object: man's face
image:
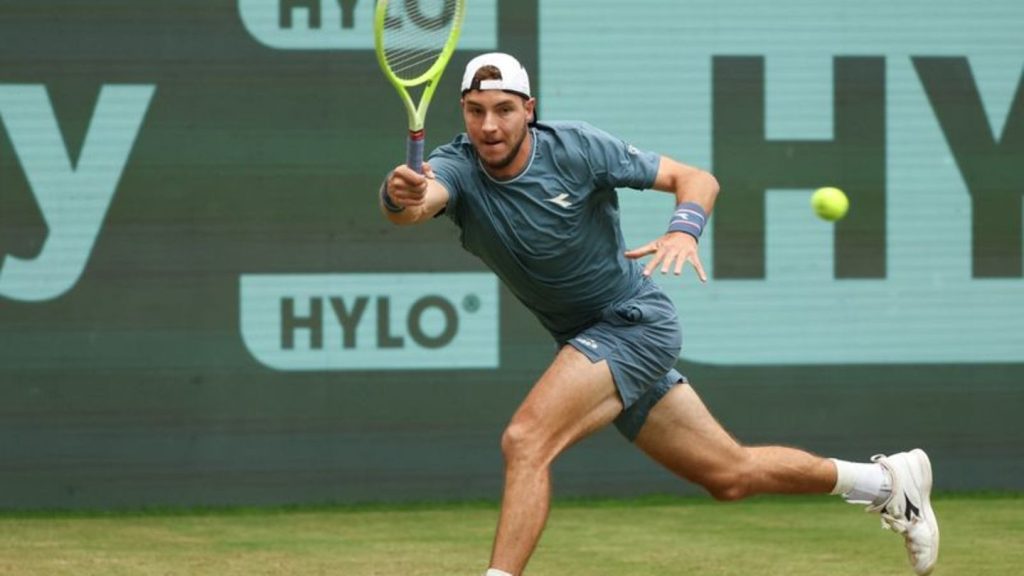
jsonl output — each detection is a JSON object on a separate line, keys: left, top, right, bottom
{"left": 461, "top": 90, "right": 535, "bottom": 177}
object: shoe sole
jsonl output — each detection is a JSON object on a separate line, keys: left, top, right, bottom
{"left": 911, "top": 448, "right": 939, "bottom": 575}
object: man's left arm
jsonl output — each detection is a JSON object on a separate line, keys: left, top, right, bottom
{"left": 624, "top": 156, "right": 720, "bottom": 281}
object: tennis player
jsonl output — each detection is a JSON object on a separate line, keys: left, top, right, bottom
{"left": 378, "top": 52, "right": 939, "bottom": 576}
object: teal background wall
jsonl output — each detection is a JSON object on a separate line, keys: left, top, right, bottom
{"left": 0, "top": 0, "right": 1021, "bottom": 510}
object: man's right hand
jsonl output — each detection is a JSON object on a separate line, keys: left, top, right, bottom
{"left": 384, "top": 163, "right": 435, "bottom": 209}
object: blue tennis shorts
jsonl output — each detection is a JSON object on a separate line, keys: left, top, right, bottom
{"left": 564, "top": 279, "right": 687, "bottom": 441}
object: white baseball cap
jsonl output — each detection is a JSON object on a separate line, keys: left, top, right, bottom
{"left": 460, "top": 52, "right": 531, "bottom": 98}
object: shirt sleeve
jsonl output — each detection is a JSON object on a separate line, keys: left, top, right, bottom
{"left": 577, "top": 122, "right": 661, "bottom": 191}
{"left": 426, "top": 143, "right": 468, "bottom": 225}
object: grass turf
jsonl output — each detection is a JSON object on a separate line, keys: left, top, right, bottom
{"left": 0, "top": 493, "right": 1019, "bottom": 575}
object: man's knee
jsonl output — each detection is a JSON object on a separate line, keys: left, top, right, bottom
{"left": 500, "top": 420, "right": 552, "bottom": 469}
{"left": 705, "top": 476, "right": 749, "bottom": 501}
{"left": 700, "top": 452, "right": 754, "bottom": 502}
{"left": 499, "top": 412, "right": 565, "bottom": 471}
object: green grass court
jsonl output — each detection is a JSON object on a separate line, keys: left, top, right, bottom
{"left": 1, "top": 493, "right": 1019, "bottom": 575}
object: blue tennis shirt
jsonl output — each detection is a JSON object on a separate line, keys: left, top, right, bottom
{"left": 428, "top": 121, "right": 662, "bottom": 340}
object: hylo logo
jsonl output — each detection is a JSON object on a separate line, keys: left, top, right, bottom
{"left": 240, "top": 272, "right": 499, "bottom": 370}
{"left": 238, "top": 0, "right": 498, "bottom": 50}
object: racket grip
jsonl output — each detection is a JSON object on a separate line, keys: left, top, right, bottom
{"left": 406, "top": 130, "right": 425, "bottom": 174}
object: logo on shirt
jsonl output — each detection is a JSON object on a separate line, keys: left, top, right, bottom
{"left": 573, "top": 336, "right": 599, "bottom": 351}
{"left": 545, "top": 193, "right": 573, "bottom": 209}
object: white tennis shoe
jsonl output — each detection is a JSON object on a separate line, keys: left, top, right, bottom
{"left": 868, "top": 449, "right": 940, "bottom": 575}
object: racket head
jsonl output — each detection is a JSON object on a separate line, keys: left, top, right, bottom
{"left": 374, "top": 0, "right": 465, "bottom": 91}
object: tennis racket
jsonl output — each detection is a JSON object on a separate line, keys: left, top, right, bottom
{"left": 374, "top": 0, "right": 466, "bottom": 174}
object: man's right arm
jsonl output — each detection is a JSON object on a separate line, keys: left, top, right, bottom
{"left": 379, "top": 163, "right": 451, "bottom": 225}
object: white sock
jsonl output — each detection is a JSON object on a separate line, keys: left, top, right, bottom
{"left": 830, "top": 458, "right": 891, "bottom": 505}
{"left": 485, "top": 570, "right": 513, "bottom": 576}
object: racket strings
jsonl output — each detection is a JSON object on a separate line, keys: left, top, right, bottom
{"left": 387, "top": 48, "right": 443, "bottom": 78}
{"left": 381, "top": 0, "right": 461, "bottom": 81}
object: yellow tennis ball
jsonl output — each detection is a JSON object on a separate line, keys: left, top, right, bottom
{"left": 811, "top": 187, "right": 849, "bottom": 221}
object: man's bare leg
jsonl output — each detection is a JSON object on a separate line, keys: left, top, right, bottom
{"left": 488, "top": 346, "right": 623, "bottom": 575}
{"left": 634, "top": 382, "right": 836, "bottom": 499}
{"left": 633, "top": 381, "right": 939, "bottom": 574}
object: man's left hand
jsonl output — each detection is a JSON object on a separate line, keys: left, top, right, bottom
{"left": 624, "top": 232, "right": 707, "bottom": 282}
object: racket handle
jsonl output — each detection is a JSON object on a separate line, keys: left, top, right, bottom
{"left": 406, "top": 130, "right": 425, "bottom": 174}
